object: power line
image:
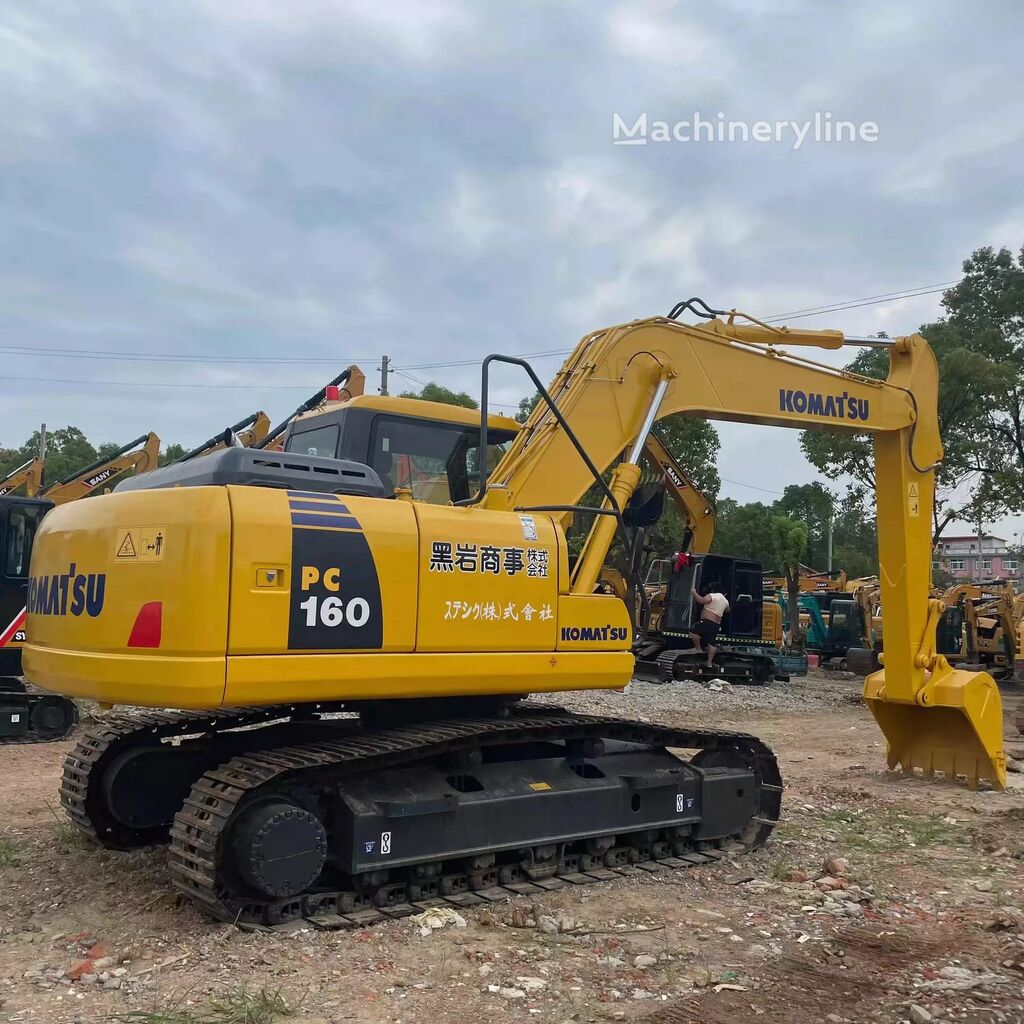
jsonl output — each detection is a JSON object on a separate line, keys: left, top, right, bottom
{"left": 762, "top": 280, "right": 957, "bottom": 321}
{"left": 0, "top": 345, "right": 375, "bottom": 365}
{"left": 719, "top": 476, "right": 786, "bottom": 496}
{"left": 763, "top": 285, "right": 952, "bottom": 323}
{"left": 2, "top": 281, "right": 956, "bottom": 370}
{"left": 5, "top": 375, "right": 314, "bottom": 390}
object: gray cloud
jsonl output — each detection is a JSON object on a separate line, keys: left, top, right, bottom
{"left": 2, "top": 0, "right": 1023, "bottom": 534}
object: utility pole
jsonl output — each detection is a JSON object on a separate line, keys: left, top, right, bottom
{"left": 379, "top": 356, "right": 390, "bottom": 396}
{"left": 38, "top": 422, "right": 47, "bottom": 489}
{"left": 826, "top": 507, "right": 833, "bottom": 573}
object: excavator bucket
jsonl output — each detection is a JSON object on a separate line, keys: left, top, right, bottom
{"left": 863, "top": 667, "right": 1006, "bottom": 789}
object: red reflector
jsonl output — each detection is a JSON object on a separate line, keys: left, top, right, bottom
{"left": 127, "top": 602, "right": 162, "bottom": 648}
{"left": 325, "top": 385, "right": 340, "bottom": 401}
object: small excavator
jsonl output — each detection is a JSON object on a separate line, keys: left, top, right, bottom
{"left": 23, "top": 302, "right": 1005, "bottom": 929}
{"left": 937, "top": 582, "right": 1021, "bottom": 683}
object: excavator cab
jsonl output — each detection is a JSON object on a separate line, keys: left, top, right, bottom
{"left": 282, "top": 398, "right": 519, "bottom": 504}
{"left": 660, "top": 554, "right": 763, "bottom": 641}
{"left": 0, "top": 495, "right": 52, "bottom": 678}
{"left": 936, "top": 605, "right": 967, "bottom": 659}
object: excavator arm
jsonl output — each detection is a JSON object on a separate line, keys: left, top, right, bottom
{"left": 171, "top": 412, "right": 271, "bottom": 463}
{"left": 640, "top": 429, "right": 716, "bottom": 553}
{"left": 41, "top": 433, "right": 160, "bottom": 505}
{"left": 474, "top": 311, "right": 1003, "bottom": 787}
{"left": 0, "top": 457, "right": 45, "bottom": 498}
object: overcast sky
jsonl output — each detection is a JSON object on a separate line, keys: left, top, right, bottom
{"left": 3, "top": 1, "right": 1023, "bottom": 541}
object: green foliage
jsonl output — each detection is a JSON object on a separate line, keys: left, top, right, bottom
{"left": 772, "top": 515, "right": 809, "bottom": 636}
{"left": 800, "top": 244, "right": 1024, "bottom": 536}
{"left": 711, "top": 499, "right": 777, "bottom": 562}
{"left": 0, "top": 426, "right": 99, "bottom": 486}
{"left": 516, "top": 391, "right": 540, "bottom": 423}
{"left": 0, "top": 427, "right": 182, "bottom": 488}
{"left": 775, "top": 483, "right": 832, "bottom": 569}
{"left": 114, "top": 988, "right": 293, "bottom": 1024}
{"left": 398, "top": 382, "right": 478, "bottom": 409}
{"left": 160, "top": 443, "right": 187, "bottom": 467}
{"left": 0, "top": 836, "right": 20, "bottom": 867}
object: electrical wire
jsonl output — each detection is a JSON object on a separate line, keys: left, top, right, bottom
{"left": 2, "top": 281, "right": 956, "bottom": 371}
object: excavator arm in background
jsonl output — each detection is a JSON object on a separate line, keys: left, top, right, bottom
{"left": 0, "top": 457, "right": 45, "bottom": 498}
{"left": 473, "top": 311, "right": 1004, "bottom": 787}
{"left": 40, "top": 433, "right": 160, "bottom": 505}
{"left": 640, "top": 428, "right": 716, "bottom": 553}
{"left": 172, "top": 412, "right": 271, "bottom": 463}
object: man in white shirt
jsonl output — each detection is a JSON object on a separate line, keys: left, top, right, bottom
{"left": 690, "top": 586, "right": 730, "bottom": 669}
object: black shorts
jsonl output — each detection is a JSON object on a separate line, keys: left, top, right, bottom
{"left": 692, "top": 619, "right": 721, "bottom": 643}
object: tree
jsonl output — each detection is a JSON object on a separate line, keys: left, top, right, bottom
{"left": 516, "top": 392, "right": 540, "bottom": 423}
{"left": 159, "top": 444, "right": 187, "bottom": 467}
{"left": 772, "top": 515, "right": 809, "bottom": 640}
{"left": 828, "top": 486, "right": 878, "bottom": 578}
{"left": 711, "top": 499, "right": 776, "bottom": 564}
{"left": 0, "top": 426, "right": 99, "bottom": 485}
{"left": 941, "top": 246, "right": 1024, "bottom": 513}
{"left": 399, "top": 382, "right": 478, "bottom": 409}
{"left": 775, "top": 482, "right": 833, "bottom": 570}
{"left": 0, "top": 426, "right": 185, "bottom": 490}
{"left": 797, "top": 244, "right": 1024, "bottom": 540}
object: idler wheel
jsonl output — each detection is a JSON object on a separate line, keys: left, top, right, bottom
{"left": 29, "top": 696, "right": 77, "bottom": 738}
{"left": 233, "top": 802, "right": 327, "bottom": 899}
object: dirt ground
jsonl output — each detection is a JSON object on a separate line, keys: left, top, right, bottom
{"left": 2, "top": 672, "right": 1024, "bottom": 1024}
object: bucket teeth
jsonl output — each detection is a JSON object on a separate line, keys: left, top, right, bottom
{"left": 864, "top": 668, "right": 1006, "bottom": 790}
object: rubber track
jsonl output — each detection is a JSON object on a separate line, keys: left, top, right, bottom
{"left": 60, "top": 705, "right": 327, "bottom": 840}
{"left": 167, "top": 708, "right": 781, "bottom": 928}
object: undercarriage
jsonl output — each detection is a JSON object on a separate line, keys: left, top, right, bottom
{"left": 61, "top": 702, "right": 781, "bottom": 929}
{"left": 0, "top": 676, "right": 79, "bottom": 743}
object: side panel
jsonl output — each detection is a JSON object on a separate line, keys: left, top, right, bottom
{"left": 224, "top": 650, "right": 635, "bottom": 705}
{"left": 23, "top": 487, "right": 232, "bottom": 706}
{"left": 227, "top": 488, "right": 418, "bottom": 655}
{"left": 555, "top": 594, "right": 632, "bottom": 650}
{"left": 413, "top": 504, "right": 558, "bottom": 652}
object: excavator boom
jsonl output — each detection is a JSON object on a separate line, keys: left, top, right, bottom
{"left": 41, "top": 433, "right": 161, "bottom": 505}
{"left": 472, "top": 312, "right": 1002, "bottom": 785}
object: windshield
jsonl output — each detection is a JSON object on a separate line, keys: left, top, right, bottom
{"left": 370, "top": 415, "right": 516, "bottom": 503}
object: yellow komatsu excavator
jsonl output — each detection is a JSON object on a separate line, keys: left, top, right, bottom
{"left": 23, "top": 301, "right": 1005, "bottom": 928}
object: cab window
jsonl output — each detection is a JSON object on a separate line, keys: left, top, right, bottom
{"left": 369, "top": 416, "right": 514, "bottom": 503}
{"left": 286, "top": 424, "right": 339, "bottom": 459}
{"left": 4, "top": 506, "right": 42, "bottom": 579}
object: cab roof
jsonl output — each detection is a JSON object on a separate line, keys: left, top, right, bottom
{"left": 291, "top": 393, "right": 520, "bottom": 433}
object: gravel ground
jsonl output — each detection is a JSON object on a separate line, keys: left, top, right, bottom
{"left": 2, "top": 672, "right": 1023, "bottom": 1024}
